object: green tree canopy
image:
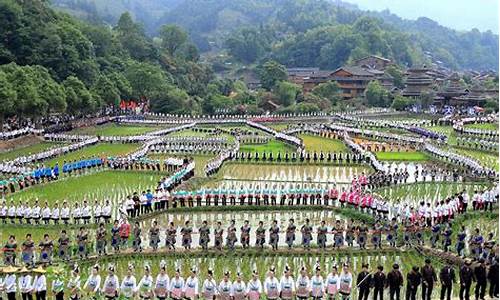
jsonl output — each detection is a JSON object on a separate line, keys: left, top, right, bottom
{"left": 258, "top": 60, "right": 287, "bottom": 90}
{"left": 274, "top": 81, "right": 301, "bottom": 107}
{"left": 365, "top": 81, "right": 392, "bottom": 107}
{"left": 312, "top": 81, "right": 342, "bottom": 106}
{"left": 159, "top": 24, "right": 189, "bottom": 56}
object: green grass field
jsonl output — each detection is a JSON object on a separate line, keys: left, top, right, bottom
{"left": 374, "top": 127, "right": 419, "bottom": 136}
{"left": 375, "top": 151, "right": 431, "bottom": 161}
{"left": 424, "top": 125, "right": 457, "bottom": 145}
{"left": 298, "top": 134, "right": 349, "bottom": 152}
{"left": 148, "top": 154, "right": 214, "bottom": 178}
{"left": 169, "top": 129, "right": 236, "bottom": 142}
{"left": 70, "top": 123, "right": 159, "bottom": 136}
{"left": 43, "top": 143, "right": 139, "bottom": 167}
{"left": 6, "top": 170, "right": 162, "bottom": 207}
{"left": 268, "top": 123, "right": 292, "bottom": 131}
{"left": 376, "top": 182, "right": 490, "bottom": 206}
{"left": 0, "top": 142, "right": 64, "bottom": 161}
{"left": 464, "top": 123, "right": 499, "bottom": 131}
{"left": 454, "top": 148, "right": 499, "bottom": 171}
{"left": 239, "top": 139, "right": 296, "bottom": 154}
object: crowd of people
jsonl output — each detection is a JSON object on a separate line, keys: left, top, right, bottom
{"left": 8, "top": 137, "right": 99, "bottom": 165}
{"left": 424, "top": 143, "right": 497, "bottom": 177}
{"left": 453, "top": 118, "right": 499, "bottom": 139}
{"left": 230, "top": 151, "right": 366, "bottom": 165}
{"left": 0, "top": 157, "right": 104, "bottom": 194}
{"left": 455, "top": 137, "right": 499, "bottom": 152}
{"left": 1, "top": 194, "right": 497, "bottom": 266}
{"left": 0, "top": 258, "right": 498, "bottom": 300}
{"left": 148, "top": 137, "right": 230, "bottom": 155}
{"left": 0, "top": 128, "right": 43, "bottom": 141}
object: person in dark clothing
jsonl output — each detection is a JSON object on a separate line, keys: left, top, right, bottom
{"left": 421, "top": 259, "right": 437, "bottom": 300}
{"left": 387, "top": 264, "right": 404, "bottom": 300}
{"left": 372, "top": 265, "right": 386, "bottom": 300}
{"left": 488, "top": 258, "right": 499, "bottom": 299}
{"left": 439, "top": 263, "right": 455, "bottom": 300}
{"left": 406, "top": 266, "right": 421, "bottom": 300}
{"left": 474, "top": 258, "right": 487, "bottom": 300}
{"left": 357, "top": 263, "right": 372, "bottom": 300}
{"left": 459, "top": 259, "right": 474, "bottom": 300}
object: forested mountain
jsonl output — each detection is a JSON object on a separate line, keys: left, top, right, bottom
{"left": 50, "top": 0, "right": 498, "bottom": 71}
{"left": 0, "top": 0, "right": 236, "bottom": 121}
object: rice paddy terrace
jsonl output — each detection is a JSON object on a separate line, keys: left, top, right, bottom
{"left": 0, "top": 111, "right": 498, "bottom": 299}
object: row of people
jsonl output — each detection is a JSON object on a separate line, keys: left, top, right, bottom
{"left": 231, "top": 152, "right": 366, "bottom": 164}
{"left": 2, "top": 218, "right": 496, "bottom": 266}
{"left": 1, "top": 258, "right": 498, "bottom": 300}
{"left": 0, "top": 127, "right": 39, "bottom": 141}
{"left": 107, "top": 158, "right": 183, "bottom": 172}
{"left": 0, "top": 200, "right": 112, "bottom": 225}
{"left": 0, "top": 157, "right": 104, "bottom": 194}
{"left": 455, "top": 137, "right": 498, "bottom": 152}
{"left": 424, "top": 143, "right": 496, "bottom": 177}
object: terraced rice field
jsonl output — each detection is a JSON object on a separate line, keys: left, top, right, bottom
{"left": 6, "top": 170, "right": 162, "bottom": 211}
{"left": 239, "top": 139, "right": 296, "bottom": 154}
{"left": 70, "top": 123, "right": 160, "bottom": 136}
{"left": 0, "top": 141, "right": 65, "bottom": 161}
{"left": 219, "top": 164, "right": 371, "bottom": 184}
{"left": 376, "top": 182, "right": 490, "bottom": 207}
{"left": 454, "top": 148, "right": 499, "bottom": 171}
{"left": 298, "top": 134, "right": 349, "bottom": 153}
{"left": 464, "top": 123, "right": 499, "bottom": 131}
{"left": 43, "top": 143, "right": 140, "bottom": 167}
{"left": 375, "top": 151, "right": 430, "bottom": 161}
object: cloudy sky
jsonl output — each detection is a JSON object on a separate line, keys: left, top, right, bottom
{"left": 343, "top": 0, "right": 499, "bottom": 33}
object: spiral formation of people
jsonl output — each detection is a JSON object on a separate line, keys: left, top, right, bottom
{"left": 0, "top": 107, "right": 497, "bottom": 300}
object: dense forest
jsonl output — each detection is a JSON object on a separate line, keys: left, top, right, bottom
{"left": 52, "top": 0, "right": 499, "bottom": 71}
{"left": 0, "top": 0, "right": 497, "bottom": 122}
{"left": 0, "top": 0, "right": 252, "bottom": 122}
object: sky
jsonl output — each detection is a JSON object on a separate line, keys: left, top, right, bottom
{"left": 343, "top": 0, "right": 499, "bottom": 33}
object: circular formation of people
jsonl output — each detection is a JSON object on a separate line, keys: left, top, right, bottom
{"left": 0, "top": 110, "right": 499, "bottom": 300}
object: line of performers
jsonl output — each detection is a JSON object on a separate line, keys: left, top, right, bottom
{"left": 2, "top": 218, "right": 497, "bottom": 268}
{"left": 0, "top": 262, "right": 357, "bottom": 300}
{"left": 230, "top": 151, "right": 366, "bottom": 165}
{"left": 0, "top": 200, "right": 112, "bottom": 225}
{"left": 2, "top": 258, "right": 498, "bottom": 300}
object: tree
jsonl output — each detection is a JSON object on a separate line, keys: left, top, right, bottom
{"left": 115, "top": 12, "right": 156, "bottom": 61}
{"left": 202, "top": 94, "right": 234, "bottom": 114}
{"left": 274, "top": 81, "right": 300, "bottom": 107}
{"left": 150, "top": 85, "right": 190, "bottom": 114}
{"left": 159, "top": 24, "right": 188, "bottom": 56}
{"left": 258, "top": 60, "right": 287, "bottom": 90}
{"left": 92, "top": 74, "right": 120, "bottom": 106}
{"left": 385, "top": 65, "right": 405, "bottom": 89}
{"left": 303, "top": 92, "right": 331, "bottom": 111}
{"left": 391, "top": 95, "right": 413, "bottom": 111}
{"left": 125, "top": 61, "right": 172, "bottom": 100}
{"left": 107, "top": 72, "right": 133, "bottom": 99}
{"left": 312, "top": 81, "right": 342, "bottom": 106}
{"left": 365, "top": 81, "right": 391, "bottom": 107}
{"left": 484, "top": 98, "right": 499, "bottom": 113}
{"left": 63, "top": 76, "right": 97, "bottom": 114}
{"left": 1, "top": 63, "right": 42, "bottom": 118}
{"left": 295, "top": 102, "right": 321, "bottom": 113}
{"left": 225, "top": 27, "right": 270, "bottom": 63}
{"left": 419, "top": 91, "right": 435, "bottom": 109}
{"left": 0, "top": 70, "right": 17, "bottom": 127}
